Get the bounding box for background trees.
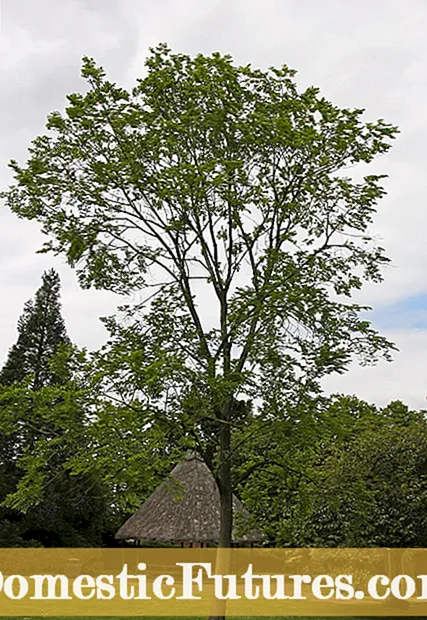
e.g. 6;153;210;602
240;397;427;548
0;270;114;546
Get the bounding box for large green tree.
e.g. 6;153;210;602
2;44;398;548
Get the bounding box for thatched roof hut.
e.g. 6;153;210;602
115;453;264;545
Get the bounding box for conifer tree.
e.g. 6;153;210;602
0;269;68;543
0;269;70;389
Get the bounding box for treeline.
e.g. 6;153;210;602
0;271;426;548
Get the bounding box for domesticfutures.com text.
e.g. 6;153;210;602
1;562;427;603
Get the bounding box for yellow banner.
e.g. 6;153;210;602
0;548;426;615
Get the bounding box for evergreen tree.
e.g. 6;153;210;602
0;269;70;544
0;269;70;389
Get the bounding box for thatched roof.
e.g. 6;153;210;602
115;453;264;544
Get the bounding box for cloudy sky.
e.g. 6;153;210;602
0;0;426;408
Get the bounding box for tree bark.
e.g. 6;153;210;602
218;415;233;548
209;410;233;619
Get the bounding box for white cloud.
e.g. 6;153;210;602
1;0;427;407
322;328;427;410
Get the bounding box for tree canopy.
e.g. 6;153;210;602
2;44;398;546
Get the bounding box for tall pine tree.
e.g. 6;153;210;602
0;269;70;544
0;269;70;389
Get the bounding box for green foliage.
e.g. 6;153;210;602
0;274;118;546
241;397;427;548
2;44;398;545
0;340;177;518
0;349;124;546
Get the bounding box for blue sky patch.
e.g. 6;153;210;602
370;294;427;330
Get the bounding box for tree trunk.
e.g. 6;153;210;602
218;418;233;548
209;412;233;619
